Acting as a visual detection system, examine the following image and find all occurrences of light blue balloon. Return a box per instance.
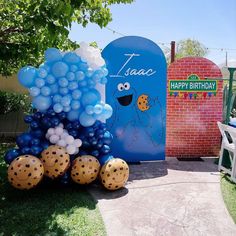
[29,87,40,97]
[59,87,69,95]
[35,78,45,88]
[81,89,101,107]
[70,65,78,72]
[79,80,87,87]
[78,63,88,72]
[67,110,80,121]
[53,103,63,113]
[100,77,108,84]
[46,74,56,84]
[41,86,51,96]
[85,68,93,78]
[58,77,69,87]
[72,89,82,100]
[39,63,50,72]
[45,48,62,62]
[79,112,96,127]
[66,72,75,81]
[32,95,52,111]
[102,67,109,76]
[63,52,81,64]
[94,104,103,114]
[103,104,113,119]
[61,95,71,107]
[18,66,37,88]
[38,68,48,78]
[75,71,85,81]
[71,100,80,110]
[52,61,69,77]
[68,81,78,90]
[85,105,94,115]
[49,84,59,94]
[87,79,95,88]
[63,105,71,112]
[53,94,62,103]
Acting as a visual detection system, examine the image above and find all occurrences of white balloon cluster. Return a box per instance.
[46,123,82,155]
[75,42,105,70]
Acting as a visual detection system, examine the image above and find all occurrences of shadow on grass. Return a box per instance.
[0,144,105,236]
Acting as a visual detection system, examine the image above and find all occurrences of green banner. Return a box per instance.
[169,79,217,92]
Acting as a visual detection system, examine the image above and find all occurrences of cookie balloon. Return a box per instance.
[100,158,129,190]
[137,94,150,112]
[8,155,44,190]
[41,145,70,179]
[71,155,100,184]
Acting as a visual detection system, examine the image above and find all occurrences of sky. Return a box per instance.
[69,0,236,65]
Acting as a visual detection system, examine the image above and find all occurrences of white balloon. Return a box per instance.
[58,123,64,128]
[49,134,59,144]
[55,127,64,136]
[73,139,82,147]
[45,133,50,139]
[74,147,79,154]
[66,145,76,155]
[47,128,55,136]
[65,135,74,144]
[57,139,67,147]
[61,132,69,140]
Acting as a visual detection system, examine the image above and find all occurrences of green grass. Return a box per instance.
[221,174,236,223]
[0,143,106,236]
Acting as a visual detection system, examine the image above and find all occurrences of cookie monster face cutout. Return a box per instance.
[114,82,136,107]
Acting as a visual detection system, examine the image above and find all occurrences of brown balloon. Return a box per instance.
[100,158,129,190]
[71,155,100,184]
[41,145,70,179]
[8,155,44,190]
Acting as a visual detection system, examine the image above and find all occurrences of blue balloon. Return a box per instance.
[21,147,31,155]
[50,84,59,94]
[87,79,96,88]
[39,63,50,72]
[59,87,69,95]
[32,95,52,111]
[18,66,37,88]
[100,77,108,84]
[53,103,63,113]
[94,104,103,114]
[75,71,85,81]
[46,74,56,84]
[29,87,40,97]
[41,117,52,128]
[67,110,80,121]
[78,80,87,87]
[103,104,113,119]
[45,48,62,62]
[99,154,114,166]
[70,65,78,72]
[33,112,42,120]
[79,112,96,127]
[30,138,41,146]
[85,68,93,78]
[38,68,48,78]
[101,144,110,154]
[78,63,89,72]
[31,129,44,138]
[66,72,75,81]
[58,77,69,87]
[81,89,101,107]
[72,121,80,129]
[71,100,80,110]
[16,133,32,148]
[96,139,103,149]
[57,111,66,120]
[46,108,56,117]
[72,89,82,100]
[68,129,79,137]
[41,140,50,149]
[61,95,71,107]
[30,146,43,156]
[35,78,45,88]
[68,81,78,90]
[52,61,69,77]
[51,117,60,127]
[4,149,21,164]
[85,105,94,115]
[24,115,34,123]
[63,106,71,112]
[103,131,113,145]
[30,121,39,129]
[91,150,99,157]
[63,52,80,64]
[41,86,51,96]
[53,94,62,103]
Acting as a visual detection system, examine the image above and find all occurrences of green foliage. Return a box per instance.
[0,0,133,76]
[0,91,32,115]
[0,143,106,235]
[176,38,208,59]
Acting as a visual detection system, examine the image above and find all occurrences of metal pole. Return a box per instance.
[225,67,236,124]
[170,41,175,63]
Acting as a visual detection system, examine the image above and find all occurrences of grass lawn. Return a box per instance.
[0,143,106,236]
[221,174,236,223]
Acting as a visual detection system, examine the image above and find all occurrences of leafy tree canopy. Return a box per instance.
[0,0,133,76]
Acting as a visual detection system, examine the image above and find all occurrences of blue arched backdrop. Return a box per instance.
[102,36,166,162]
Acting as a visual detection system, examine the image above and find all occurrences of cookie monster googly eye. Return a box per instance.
[117,83,125,91]
[124,82,130,90]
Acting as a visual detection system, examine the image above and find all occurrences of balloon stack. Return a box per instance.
[4,42,129,190]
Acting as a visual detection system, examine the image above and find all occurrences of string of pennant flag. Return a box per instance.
[169,91,217,99]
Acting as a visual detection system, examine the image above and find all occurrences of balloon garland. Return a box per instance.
[4,43,129,190]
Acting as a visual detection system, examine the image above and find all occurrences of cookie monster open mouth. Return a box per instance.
[117,94,133,106]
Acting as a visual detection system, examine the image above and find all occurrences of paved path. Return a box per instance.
[89,157,236,236]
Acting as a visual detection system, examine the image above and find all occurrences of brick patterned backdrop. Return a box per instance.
[166,57,223,157]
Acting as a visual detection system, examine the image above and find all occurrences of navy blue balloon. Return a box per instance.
[96,129,104,139]
[31,129,44,138]
[50,117,60,127]
[57,111,66,120]
[16,133,32,148]
[24,115,34,123]
[58,171,71,185]
[101,145,110,154]
[30,121,39,129]
[72,121,80,129]
[30,146,43,156]
[102,131,113,145]
[4,149,21,164]
[21,147,32,155]
[33,112,43,120]
[68,129,78,138]
[79,150,88,156]
[47,109,56,117]
[41,140,50,150]
[65,123,73,130]
[99,154,114,166]
[30,138,41,146]
[91,150,99,157]
[96,139,103,149]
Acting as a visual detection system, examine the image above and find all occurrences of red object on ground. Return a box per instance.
[166,57,223,157]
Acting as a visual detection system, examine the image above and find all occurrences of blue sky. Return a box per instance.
[69,0,236,65]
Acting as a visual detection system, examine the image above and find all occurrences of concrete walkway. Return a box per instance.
[89,157,236,236]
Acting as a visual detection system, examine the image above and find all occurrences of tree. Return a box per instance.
[176,38,208,59]
[0,0,133,76]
